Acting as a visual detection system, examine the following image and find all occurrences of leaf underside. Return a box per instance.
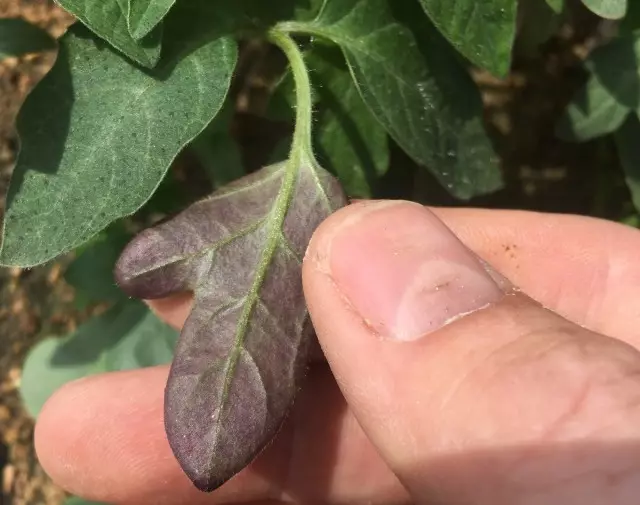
[115,162,346,490]
[0,24,236,267]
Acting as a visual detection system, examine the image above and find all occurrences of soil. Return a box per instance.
[0,1,76,504]
[0,1,635,504]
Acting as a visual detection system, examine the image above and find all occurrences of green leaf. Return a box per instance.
[557,73,631,141]
[0,18,56,59]
[517,0,562,56]
[308,47,389,197]
[279,0,502,199]
[0,24,237,267]
[190,101,245,189]
[546,0,565,13]
[585,35,640,110]
[64,223,131,308]
[126,0,176,40]
[63,498,106,505]
[115,159,347,490]
[621,0,640,33]
[20,301,178,418]
[271,47,389,197]
[614,113,640,211]
[582,0,627,19]
[55,0,162,67]
[416,0,518,76]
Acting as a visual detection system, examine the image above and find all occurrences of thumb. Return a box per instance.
[302,201,640,505]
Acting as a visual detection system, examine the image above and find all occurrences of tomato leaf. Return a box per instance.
[546,0,565,13]
[0,24,237,267]
[416,0,518,76]
[115,161,347,490]
[581,0,627,20]
[55,0,162,67]
[64,223,131,308]
[557,73,630,141]
[190,101,245,189]
[281,0,502,199]
[614,114,640,212]
[557,34,640,141]
[621,0,640,32]
[272,47,389,197]
[126,0,176,40]
[0,18,56,59]
[63,498,106,505]
[20,301,178,418]
[517,0,562,57]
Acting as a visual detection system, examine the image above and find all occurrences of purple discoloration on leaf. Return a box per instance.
[115,161,346,490]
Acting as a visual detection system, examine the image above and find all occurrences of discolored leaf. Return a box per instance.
[126,0,176,40]
[0,18,56,59]
[614,113,640,212]
[557,73,631,141]
[55,0,162,67]
[115,161,346,490]
[416,0,518,76]
[20,301,178,418]
[281,0,501,199]
[581,0,627,20]
[0,23,237,267]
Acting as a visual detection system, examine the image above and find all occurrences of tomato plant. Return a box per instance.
[2,0,637,496]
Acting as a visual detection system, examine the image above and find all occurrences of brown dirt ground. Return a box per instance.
[0,1,636,504]
[0,1,76,504]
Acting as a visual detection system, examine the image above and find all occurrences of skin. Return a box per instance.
[35,203,640,504]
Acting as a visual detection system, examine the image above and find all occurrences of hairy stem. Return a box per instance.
[267,29,315,166]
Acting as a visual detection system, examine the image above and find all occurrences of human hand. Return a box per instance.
[35,201,640,504]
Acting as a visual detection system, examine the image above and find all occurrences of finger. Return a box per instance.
[432,207,640,346]
[303,200,640,505]
[147,208,640,350]
[35,365,408,505]
[146,291,192,329]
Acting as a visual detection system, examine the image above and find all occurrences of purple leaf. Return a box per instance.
[115,161,346,490]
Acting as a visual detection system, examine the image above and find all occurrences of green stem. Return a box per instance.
[267,29,314,165]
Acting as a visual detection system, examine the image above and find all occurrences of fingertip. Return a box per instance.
[35,366,181,502]
[146,291,193,329]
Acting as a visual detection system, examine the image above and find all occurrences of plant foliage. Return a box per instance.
[4,0,640,494]
[0,18,55,59]
[558,30,640,212]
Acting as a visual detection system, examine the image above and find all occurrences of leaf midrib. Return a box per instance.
[211,155,301,452]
